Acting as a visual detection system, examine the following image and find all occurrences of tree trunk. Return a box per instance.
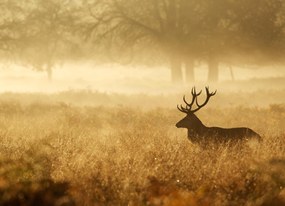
[185,58,195,83]
[170,56,183,83]
[229,66,235,81]
[46,64,52,82]
[208,58,219,82]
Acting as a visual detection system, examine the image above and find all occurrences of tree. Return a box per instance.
[78,0,204,84]
[11,0,78,81]
[186,0,238,82]
[188,0,285,82]
[77,0,285,83]
[234,0,285,66]
[0,1,28,56]
[217,0,285,78]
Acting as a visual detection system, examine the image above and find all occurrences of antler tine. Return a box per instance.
[183,87,202,109]
[177,104,188,113]
[211,88,217,96]
[178,87,205,114]
[183,95,192,108]
[191,87,202,96]
[192,86,217,113]
[205,86,217,96]
[191,87,195,95]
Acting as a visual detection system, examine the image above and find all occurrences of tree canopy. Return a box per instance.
[0,0,285,82]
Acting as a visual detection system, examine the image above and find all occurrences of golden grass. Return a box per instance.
[0,92,284,205]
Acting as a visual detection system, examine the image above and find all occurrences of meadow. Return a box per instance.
[0,90,284,206]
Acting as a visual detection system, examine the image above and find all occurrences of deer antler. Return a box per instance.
[192,86,216,112]
[177,87,216,114]
[183,87,202,108]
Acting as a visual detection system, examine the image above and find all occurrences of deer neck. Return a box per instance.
[187,115,207,137]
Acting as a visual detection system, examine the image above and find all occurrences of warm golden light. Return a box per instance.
[0,0,284,205]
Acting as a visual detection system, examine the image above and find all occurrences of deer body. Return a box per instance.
[176,87,261,144]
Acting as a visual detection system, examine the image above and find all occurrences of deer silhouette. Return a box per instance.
[176,87,261,144]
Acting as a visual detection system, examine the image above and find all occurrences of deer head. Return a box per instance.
[176,87,216,132]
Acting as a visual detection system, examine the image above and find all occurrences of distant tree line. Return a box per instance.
[0,0,285,83]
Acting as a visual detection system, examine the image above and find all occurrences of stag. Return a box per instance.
[176,87,261,144]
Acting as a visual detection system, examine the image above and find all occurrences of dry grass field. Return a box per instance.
[0,90,284,206]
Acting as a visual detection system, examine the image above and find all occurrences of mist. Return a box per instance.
[1,1,285,206]
[0,0,284,96]
[1,62,284,94]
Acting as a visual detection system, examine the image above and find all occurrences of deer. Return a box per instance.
[176,87,261,145]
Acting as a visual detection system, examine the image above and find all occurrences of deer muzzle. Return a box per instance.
[176,121,183,128]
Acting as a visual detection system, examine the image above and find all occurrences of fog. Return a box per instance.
[1,2,285,205]
[1,62,284,94]
[1,0,285,96]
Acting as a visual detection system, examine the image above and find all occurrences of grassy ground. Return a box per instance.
[0,91,284,205]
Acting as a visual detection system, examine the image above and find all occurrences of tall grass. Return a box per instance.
[0,93,284,205]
